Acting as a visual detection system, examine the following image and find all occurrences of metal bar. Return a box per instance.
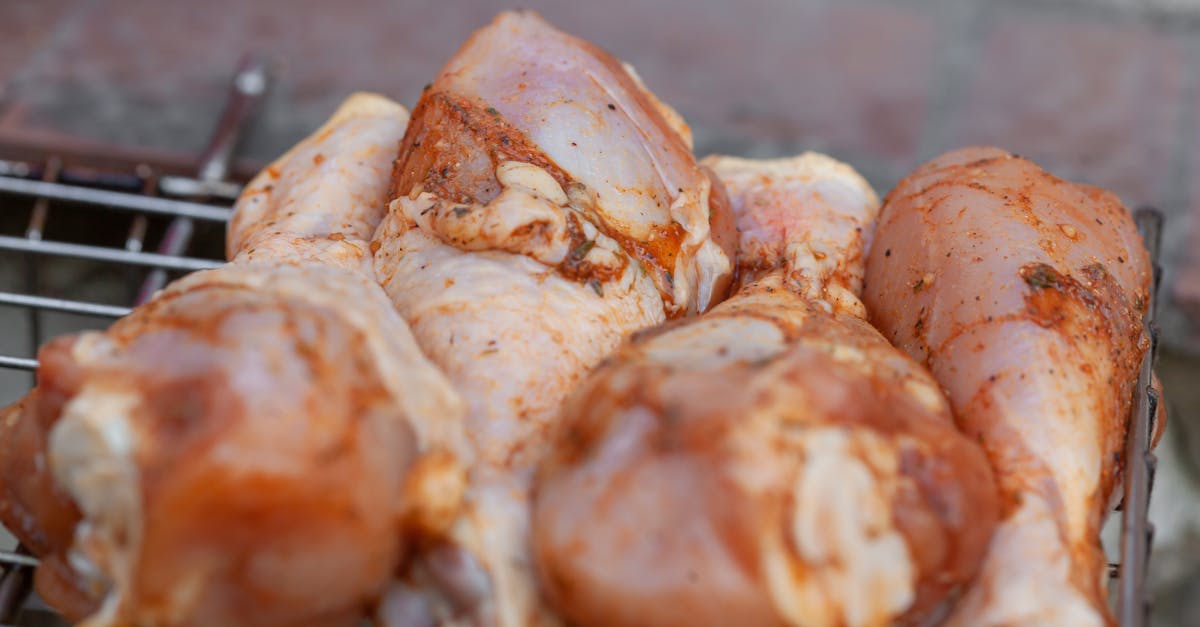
[23,159,58,241]
[0,546,35,625]
[1117,208,1163,627]
[0,177,231,222]
[157,176,242,200]
[0,554,37,570]
[0,571,31,624]
[0,292,129,318]
[125,215,149,253]
[197,55,269,184]
[0,357,37,371]
[135,55,266,305]
[125,167,156,254]
[136,217,195,304]
[124,169,157,302]
[0,236,221,271]
[23,159,60,379]
[0,137,266,183]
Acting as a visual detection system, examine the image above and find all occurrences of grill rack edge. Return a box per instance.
[0,163,1164,627]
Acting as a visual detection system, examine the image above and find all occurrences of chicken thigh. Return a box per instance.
[371,11,736,627]
[862,147,1153,626]
[532,153,999,627]
[0,94,464,627]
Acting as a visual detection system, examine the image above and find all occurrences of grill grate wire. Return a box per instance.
[0,55,265,626]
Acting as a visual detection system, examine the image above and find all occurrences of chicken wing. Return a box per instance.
[532,154,999,627]
[862,147,1153,626]
[370,11,736,627]
[0,93,465,627]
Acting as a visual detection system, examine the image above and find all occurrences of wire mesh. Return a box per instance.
[0,154,233,626]
[0,55,264,626]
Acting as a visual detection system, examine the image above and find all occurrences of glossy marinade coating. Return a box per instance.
[533,154,999,627]
[371,12,736,627]
[863,146,1152,626]
[0,94,464,627]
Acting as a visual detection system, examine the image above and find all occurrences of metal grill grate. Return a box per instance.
[0,57,265,626]
[1117,208,1163,627]
[0,65,1163,627]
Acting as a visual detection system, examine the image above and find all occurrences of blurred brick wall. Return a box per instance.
[2,0,1200,349]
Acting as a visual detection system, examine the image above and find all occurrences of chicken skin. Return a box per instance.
[862,147,1153,626]
[0,94,465,627]
[532,153,999,627]
[370,11,736,627]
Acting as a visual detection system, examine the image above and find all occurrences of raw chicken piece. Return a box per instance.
[388,10,736,318]
[228,93,404,271]
[704,154,876,312]
[0,94,465,627]
[371,11,736,627]
[862,147,1153,626]
[532,154,999,627]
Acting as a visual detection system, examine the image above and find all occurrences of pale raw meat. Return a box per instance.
[371,11,736,627]
[532,153,999,627]
[863,147,1153,626]
[0,94,465,627]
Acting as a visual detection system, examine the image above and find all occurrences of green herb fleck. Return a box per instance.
[1022,264,1061,290]
[569,240,596,261]
[912,278,925,293]
[452,205,471,218]
[486,106,499,115]
[587,278,604,296]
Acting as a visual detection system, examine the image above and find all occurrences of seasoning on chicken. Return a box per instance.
[0,93,465,627]
[370,11,736,627]
[862,146,1153,626]
[532,153,999,627]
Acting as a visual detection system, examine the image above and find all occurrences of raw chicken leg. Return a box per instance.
[371,11,736,627]
[532,154,999,627]
[862,147,1153,626]
[0,94,465,627]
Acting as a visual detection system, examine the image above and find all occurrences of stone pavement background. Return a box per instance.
[4,0,1200,349]
[2,0,1200,624]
